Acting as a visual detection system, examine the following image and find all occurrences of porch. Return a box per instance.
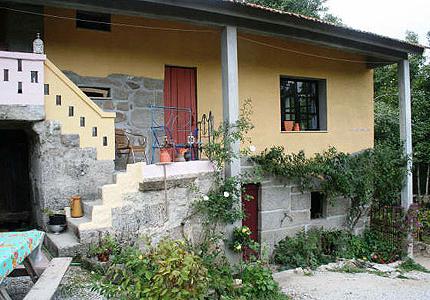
[0,0,422,256]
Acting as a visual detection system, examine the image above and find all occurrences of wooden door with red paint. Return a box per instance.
[242,183,260,243]
[164,66,197,146]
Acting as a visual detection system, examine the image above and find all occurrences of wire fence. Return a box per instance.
[369,205,406,260]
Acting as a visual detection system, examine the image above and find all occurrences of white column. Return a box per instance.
[398,59,413,210]
[221,26,240,177]
[221,26,241,263]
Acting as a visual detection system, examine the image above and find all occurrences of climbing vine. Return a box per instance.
[252,143,407,230]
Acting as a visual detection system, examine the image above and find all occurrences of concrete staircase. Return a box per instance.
[45,161,214,257]
[45,162,144,256]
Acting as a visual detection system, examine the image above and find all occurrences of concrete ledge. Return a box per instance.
[0,104,45,121]
[142,161,214,180]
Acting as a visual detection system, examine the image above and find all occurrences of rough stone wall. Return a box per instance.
[63,71,165,163]
[30,120,114,226]
[242,159,367,255]
[109,172,214,245]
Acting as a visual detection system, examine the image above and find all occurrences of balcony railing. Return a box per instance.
[0,51,46,105]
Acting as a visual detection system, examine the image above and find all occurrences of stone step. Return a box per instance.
[67,215,92,240]
[82,199,103,217]
[139,175,196,192]
[112,170,127,184]
[44,229,83,258]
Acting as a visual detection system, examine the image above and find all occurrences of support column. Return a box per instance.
[221,26,241,263]
[221,26,240,177]
[398,59,413,210]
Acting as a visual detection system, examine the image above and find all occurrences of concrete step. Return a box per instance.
[112,170,127,184]
[67,215,92,240]
[82,199,103,217]
[139,175,196,192]
[44,230,83,258]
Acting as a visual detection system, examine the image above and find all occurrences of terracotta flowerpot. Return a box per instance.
[70,195,83,218]
[283,120,294,131]
[293,123,301,131]
[160,148,172,163]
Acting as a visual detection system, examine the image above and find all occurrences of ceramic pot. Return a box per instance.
[70,195,83,218]
[283,120,294,131]
[160,148,172,163]
[293,123,301,131]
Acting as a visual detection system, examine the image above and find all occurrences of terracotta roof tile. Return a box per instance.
[224,0,426,50]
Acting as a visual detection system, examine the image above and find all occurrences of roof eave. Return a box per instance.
[7,0,425,61]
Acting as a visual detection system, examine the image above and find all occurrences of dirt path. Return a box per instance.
[274,265,430,300]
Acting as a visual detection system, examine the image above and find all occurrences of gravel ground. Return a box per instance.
[274,259,430,300]
[1,266,105,300]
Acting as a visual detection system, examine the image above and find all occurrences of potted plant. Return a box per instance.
[283,120,294,131]
[43,208,67,234]
[160,135,173,163]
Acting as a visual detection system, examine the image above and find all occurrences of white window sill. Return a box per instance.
[281,130,328,134]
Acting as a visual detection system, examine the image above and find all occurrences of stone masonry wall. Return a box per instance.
[242,159,367,255]
[63,71,165,164]
[30,120,114,227]
[108,172,214,246]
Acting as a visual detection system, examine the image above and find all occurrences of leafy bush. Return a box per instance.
[273,228,403,270]
[193,176,245,226]
[88,234,120,262]
[273,228,341,269]
[240,261,289,300]
[230,226,259,253]
[94,239,209,300]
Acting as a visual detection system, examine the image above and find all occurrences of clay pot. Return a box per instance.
[70,195,83,218]
[160,148,172,163]
[293,123,301,131]
[283,120,294,131]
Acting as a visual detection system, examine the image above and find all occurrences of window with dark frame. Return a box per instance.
[76,11,111,32]
[311,192,325,219]
[280,78,320,131]
[30,71,38,83]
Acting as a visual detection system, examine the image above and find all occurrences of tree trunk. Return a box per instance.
[426,164,429,196]
[417,165,421,199]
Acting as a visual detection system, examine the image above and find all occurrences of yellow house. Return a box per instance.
[0,0,424,254]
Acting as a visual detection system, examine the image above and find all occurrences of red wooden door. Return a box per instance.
[242,184,260,242]
[164,66,197,145]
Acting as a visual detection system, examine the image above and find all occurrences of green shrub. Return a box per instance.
[273,228,342,269]
[94,239,209,300]
[240,261,289,300]
[273,228,403,270]
[398,258,430,273]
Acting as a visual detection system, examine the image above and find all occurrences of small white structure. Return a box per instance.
[0,51,45,105]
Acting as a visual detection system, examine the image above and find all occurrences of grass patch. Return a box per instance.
[398,258,430,273]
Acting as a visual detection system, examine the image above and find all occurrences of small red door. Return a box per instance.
[242,184,260,242]
[164,66,197,145]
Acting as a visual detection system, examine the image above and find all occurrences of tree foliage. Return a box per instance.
[247,0,342,24]
[374,31,430,196]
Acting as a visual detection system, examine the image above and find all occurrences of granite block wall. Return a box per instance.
[63,71,165,164]
[242,159,367,255]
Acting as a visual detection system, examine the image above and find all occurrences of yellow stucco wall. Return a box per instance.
[44,7,374,156]
[44,59,116,160]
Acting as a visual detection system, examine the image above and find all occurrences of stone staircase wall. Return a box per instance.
[30,120,115,228]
